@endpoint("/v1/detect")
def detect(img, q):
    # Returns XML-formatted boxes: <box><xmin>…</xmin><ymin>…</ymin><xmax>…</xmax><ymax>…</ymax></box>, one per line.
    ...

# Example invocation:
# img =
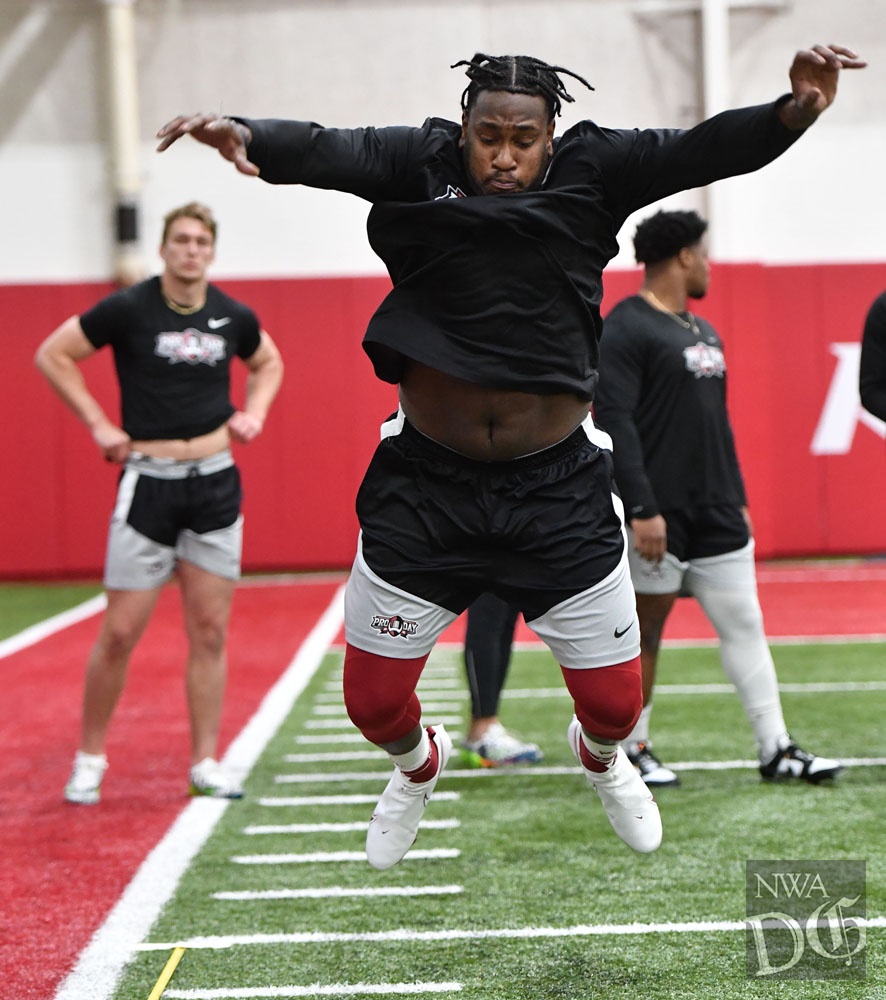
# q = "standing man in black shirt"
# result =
<box><xmin>595</xmin><ymin>209</ymin><xmax>842</xmax><ymax>788</ymax></box>
<box><xmin>36</xmin><ymin>202</ymin><xmax>284</xmax><ymax>804</ymax></box>
<box><xmin>157</xmin><ymin>44</ymin><xmax>862</xmax><ymax>869</ymax></box>
<box><xmin>859</xmin><ymin>290</ymin><xmax>886</xmax><ymax>422</ymax></box>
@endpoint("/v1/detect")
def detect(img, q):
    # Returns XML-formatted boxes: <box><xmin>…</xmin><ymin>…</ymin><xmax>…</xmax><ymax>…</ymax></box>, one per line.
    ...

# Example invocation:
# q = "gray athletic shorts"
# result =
<box><xmin>627</xmin><ymin>534</ymin><xmax>757</xmax><ymax>596</ymax></box>
<box><xmin>104</xmin><ymin>450</ymin><xmax>243</xmax><ymax>590</ymax></box>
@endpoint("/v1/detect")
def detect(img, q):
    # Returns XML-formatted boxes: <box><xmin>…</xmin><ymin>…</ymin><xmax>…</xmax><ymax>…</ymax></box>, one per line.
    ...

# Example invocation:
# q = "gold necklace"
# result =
<box><xmin>639</xmin><ymin>289</ymin><xmax>700</xmax><ymax>335</ymax></box>
<box><xmin>161</xmin><ymin>289</ymin><xmax>205</xmax><ymax>315</ymax></box>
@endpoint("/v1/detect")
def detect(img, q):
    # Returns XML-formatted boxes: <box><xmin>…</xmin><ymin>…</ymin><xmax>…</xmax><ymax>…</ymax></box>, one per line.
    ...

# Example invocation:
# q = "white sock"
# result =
<box><xmin>580</xmin><ymin>730</ymin><xmax>618</xmax><ymax>772</ymax></box>
<box><xmin>388</xmin><ymin>729</ymin><xmax>430</xmax><ymax>773</ymax></box>
<box><xmin>626</xmin><ymin>703</ymin><xmax>652</xmax><ymax>746</ymax></box>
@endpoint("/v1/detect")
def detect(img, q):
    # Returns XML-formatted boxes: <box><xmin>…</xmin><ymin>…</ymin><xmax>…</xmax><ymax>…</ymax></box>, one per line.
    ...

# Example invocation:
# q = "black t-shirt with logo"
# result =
<box><xmin>80</xmin><ymin>276</ymin><xmax>261</xmax><ymax>440</ymax></box>
<box><xmin>240</xmin><ymin>98</ymin><xmax>801</xmax><ymax>400</ymax></box>
<box><xmin>594</xmin><ymin>295</ymin><xmax>747</xmax><ymax>518</ymax></box>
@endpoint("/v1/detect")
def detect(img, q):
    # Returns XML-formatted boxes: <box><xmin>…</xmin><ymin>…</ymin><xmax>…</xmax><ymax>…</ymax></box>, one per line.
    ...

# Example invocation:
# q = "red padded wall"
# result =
<box><xmin>2</xmin><ymin>264</ymin><xmax>885</xmax><ymax>578</ymax></box>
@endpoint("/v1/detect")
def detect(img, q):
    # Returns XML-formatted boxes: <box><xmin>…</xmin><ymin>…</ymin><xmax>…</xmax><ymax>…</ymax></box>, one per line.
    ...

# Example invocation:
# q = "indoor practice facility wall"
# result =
<box><xmin>3</xmin><ymin>262</ymin><xmax>885</xmax><ymax>578</ymax></box>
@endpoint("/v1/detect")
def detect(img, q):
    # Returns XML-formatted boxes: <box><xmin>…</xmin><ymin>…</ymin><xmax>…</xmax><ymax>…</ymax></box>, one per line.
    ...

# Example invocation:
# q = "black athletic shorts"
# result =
<box><xmin>356</xmin><ymin>413</ymin><xmax>625</xmax><ymax>621</ymax></box>
<box><xmin>661</xmin><ymin>503</ymin><xmax>750</xmax><ymax>562</ymax></box>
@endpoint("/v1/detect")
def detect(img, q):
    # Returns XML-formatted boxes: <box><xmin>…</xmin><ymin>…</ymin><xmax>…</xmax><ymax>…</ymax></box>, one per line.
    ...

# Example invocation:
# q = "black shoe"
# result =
<box><xmin>759</xmin><ymin>735</ymin><xmax>843</xmax><ymax>784</ymax></box>
<box><xmin>625</xmin><ymin>740</ymin><xmax>680</xmax><ymax>787</ymax></box>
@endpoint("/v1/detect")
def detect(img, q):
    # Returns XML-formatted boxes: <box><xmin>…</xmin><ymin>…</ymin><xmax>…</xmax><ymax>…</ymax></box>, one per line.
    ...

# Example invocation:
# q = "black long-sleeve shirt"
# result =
<box><xmin>859</xmin><ymin>290</ymin><xmax>886</xmax><ymax>421</ymax></box>
<box><xmin>594</xmin><ymin>295</ymin><xmax>746</xmax><ymax>518</ymax></box>
<box><xmin>240</xmin><ymin>99</ymin><xmax>802</xmax><ymax>398</ymax></box>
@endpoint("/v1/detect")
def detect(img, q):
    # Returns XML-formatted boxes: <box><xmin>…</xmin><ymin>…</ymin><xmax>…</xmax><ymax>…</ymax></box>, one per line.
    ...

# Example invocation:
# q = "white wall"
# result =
<box><xmin>0</xmin><ymin>0</ymin><xmax>882</xmax><ymax>282</ymax></box>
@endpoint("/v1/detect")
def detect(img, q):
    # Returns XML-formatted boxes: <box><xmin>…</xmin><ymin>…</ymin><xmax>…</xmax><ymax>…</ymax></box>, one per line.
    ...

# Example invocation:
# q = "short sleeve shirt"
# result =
<box><xmin>80</xmin><ymin>276</ymin><xmax>261</xmax><ymax>440</ymax></box>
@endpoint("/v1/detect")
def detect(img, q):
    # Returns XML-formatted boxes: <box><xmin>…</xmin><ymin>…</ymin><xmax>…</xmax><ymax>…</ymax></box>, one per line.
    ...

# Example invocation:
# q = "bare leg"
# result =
<box><xmin>177</xmin><ymin>560</ymin><xmax>236</xmax><ymax>765</ymax></box>
<box><xmin>80</xmin><ymin>587</ymin><xmax>163</xmax><ymax>754</ymax></box>
<box><xmin>635</xmin><ymin>591</ymin><xmax>679</xmax><ymax>706</ymax></box>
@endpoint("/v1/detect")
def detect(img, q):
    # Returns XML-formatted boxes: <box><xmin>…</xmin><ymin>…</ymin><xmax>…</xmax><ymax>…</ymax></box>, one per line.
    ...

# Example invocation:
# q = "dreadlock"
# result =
<box><xmin>451</xmin><ymin>53</ymin><xmax>594</xmax><ymax>119</ymax></box>
<box><xmin>633</xmin><ymin>210</ymin><xmax>708</xmax><ymax>267</ymax></box>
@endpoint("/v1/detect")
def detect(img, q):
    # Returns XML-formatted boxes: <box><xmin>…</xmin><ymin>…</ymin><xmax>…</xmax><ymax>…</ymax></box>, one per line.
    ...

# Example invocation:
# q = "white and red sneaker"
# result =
<box><xmin>366</xmin><ymin>725</ymin><xmax>452</xmax><ymax>870</ymax></box>
<box><xmin>567</xmin><ymin>716</ymin><xmax>662</xmax><ymax>853</ymax></box>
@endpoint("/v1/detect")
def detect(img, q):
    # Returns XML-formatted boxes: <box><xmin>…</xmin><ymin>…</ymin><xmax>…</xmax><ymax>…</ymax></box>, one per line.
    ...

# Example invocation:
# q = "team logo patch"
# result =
<box><xmin>370</xmin><ymin>613</ymin><xmax>419</xmax><ymax>638</ymax></box>
<box><xmin>155</xmin><ymin>330</ymin><xmax>227</xmax><ymax>366</ymax></box>
<box><xmin>683</xmin><ymin>342</ymin><xmax>726</xmax><ymax>378</ymax></box>
<box><xmin>435</xmin><ymin>184</ymin><xmax>466</xmax><ymax>200</ymax></box>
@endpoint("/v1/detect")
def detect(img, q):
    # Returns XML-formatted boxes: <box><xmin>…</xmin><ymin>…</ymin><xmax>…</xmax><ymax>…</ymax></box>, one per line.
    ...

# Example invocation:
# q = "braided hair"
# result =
<box><xmin>451</xmin><ymin>53</ymin><xmax>594</xmax><ymax>119</ymax></box>
<box><xmin>634</xmin><ymin>210</ymin><xmax>708</xmax><ymax>266</ymax></box>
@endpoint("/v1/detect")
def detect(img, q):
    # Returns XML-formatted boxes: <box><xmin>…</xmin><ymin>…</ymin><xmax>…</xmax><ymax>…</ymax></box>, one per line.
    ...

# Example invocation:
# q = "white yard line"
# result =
<box><xmin>212</xmin><ymin>886</ymin><xmax>464</xmax><ymax>901</ymax></box>
<box><xmin>257</xmin><ymin>793</ymin><xmax>461</xmax><ymax>807</ymax></box>
<box><xmin>311</xmin><ymin>703</ymin><xmax>462</xmax><ymax>716</ymax></box>
<box><xmin>165</xmin><ymin>983</ymin><xmax>462</xmax><ymax>998</ymax></box>
<box><xmin>294</xmin><ymin>733</ymin><xmax>466</xmax><ymax>745</ymax></box>
<box><xmin>273</xmin><ymin>758</ymin><xmax>886</xmax><ymax>784</ymax></box>
<box><xmin>500</xmin><ymin>681</ymin><xmax>886</xmax><ymax>698</ymax></box>
<box><xmin>231</xmin><ymin>848</ymin><xmax>461</xmax><ymax>865</ymax></box>
<box><xmin>141</xmin><ymin>916</ymin><xmax>886</xmax><ymax>951</ymax></box>
<box><xmin>0</xmin><ymin>593</ymin><xmax>106</xmax><ymax>659</ymax></box>
<box><xmin>328</xmin><ymin>666</ymin><xmax>458</xmax><ymax>680</ymax></box>
<box><xmin>53</xmin><ymin>585</ymin><xmax>346</xmax><ymax>1000</ymax></box>
<box><xmin>295</xmin><ymin>734</ymin><xmax>381</xmax><ymax>745</ymax></box>
<box><xmin>323</xmin><ymin>678</ymin><xmax>465</xmax><ymax>691</ymax></box>
<box><xmin>284</xmin><ymin>751</ymin><xmax>386</xmax><ymax>763</ymax></box>
<box><xmin>243</xmin><ymin>819</ymin><xmax>460</xmax><ymax>834</ymax></box>
<box><xmin>304</xmin><ymin>716</ymin><xmax>462</xmax><ymax>731</ymax></box>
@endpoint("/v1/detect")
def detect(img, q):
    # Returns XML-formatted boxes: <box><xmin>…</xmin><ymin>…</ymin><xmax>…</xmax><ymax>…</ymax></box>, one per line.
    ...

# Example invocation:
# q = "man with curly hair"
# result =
<box><xmin>158</xmin><ymin>45</ymin><xmax>862</xmax><ymax>868</ymax></box>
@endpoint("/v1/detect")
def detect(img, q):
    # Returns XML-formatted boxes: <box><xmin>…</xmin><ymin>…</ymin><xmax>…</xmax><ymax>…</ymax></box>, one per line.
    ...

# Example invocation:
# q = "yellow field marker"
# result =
<box><xmin>147</xmin><ymin>946</ymin><xmax>186</xmax><ymax>1000</ymax></box>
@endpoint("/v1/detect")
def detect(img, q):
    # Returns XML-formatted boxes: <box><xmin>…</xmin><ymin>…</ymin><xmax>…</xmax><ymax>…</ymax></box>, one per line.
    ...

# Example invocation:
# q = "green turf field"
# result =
<box><xmin>110</xmin><ymin>641</ymin><xmax>885</xmax><ymax>1000</ymax></box>
<box><xmin>0</xmin><ymin>581</ymin><xmax>102</xmax><ymax>640</ymax></box>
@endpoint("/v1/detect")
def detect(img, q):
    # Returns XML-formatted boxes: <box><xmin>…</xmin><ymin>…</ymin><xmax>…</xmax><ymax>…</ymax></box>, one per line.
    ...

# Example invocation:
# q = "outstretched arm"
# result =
<box><xmin>156</xmin><ymin>114</ymin><xmax>259</xmax><ymax>176</ymax></box>
<box><xmin>777</xmin><ymin>44</ymin><xmax>866</xmax><ymax>130</ymax></box>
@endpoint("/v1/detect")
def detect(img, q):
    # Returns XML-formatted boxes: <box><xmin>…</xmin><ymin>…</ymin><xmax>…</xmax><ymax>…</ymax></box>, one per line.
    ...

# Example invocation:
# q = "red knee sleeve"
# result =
<box><xmin>560</xmin><ymin>657</ymin><xmax>642</xmax><ymax>741</ymax></box>
<box><xmin>343</xmin><ymin>643</ymin><xmax>429</xmax><ymax>745</ymax></box>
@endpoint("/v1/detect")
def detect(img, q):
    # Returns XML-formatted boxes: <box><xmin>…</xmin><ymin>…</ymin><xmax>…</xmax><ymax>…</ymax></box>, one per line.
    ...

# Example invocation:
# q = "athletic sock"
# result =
<box><xmin>389</xmin><ymin>728</ymin><xmax>438</xmax><ymax>783</ymax></box>
<box><xmin>758</xmin><ymin>730</ymin><xmax>790</xmax><ymax>764</ymax></box>
<box><xmin>577</xmin><ymin>729</ymin><xmax>618</xmax><ymax>774</ymax></box>
<box><xmin>625</xmin><ymin>703</ymin><xmax>652</xmax><ymax>746</ymax></box>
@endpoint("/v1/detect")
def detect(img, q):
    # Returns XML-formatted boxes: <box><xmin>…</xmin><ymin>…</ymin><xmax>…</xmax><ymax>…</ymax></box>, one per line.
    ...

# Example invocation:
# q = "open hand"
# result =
<box><xmin>156</xmin><ymin>114</ymin><xmax>259</xmax><ymax>176</ymax></box>
<box><xmin>779</xmin><ymin>44</ymin><xmax>866</xmax><ymax>130</ymax></box>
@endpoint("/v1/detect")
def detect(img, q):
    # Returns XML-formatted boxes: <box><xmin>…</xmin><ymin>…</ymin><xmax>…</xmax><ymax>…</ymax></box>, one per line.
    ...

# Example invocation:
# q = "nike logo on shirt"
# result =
<box><xmin>207</xmin><ymin>317</ymin><xmax>231</xmax><ymax>329</ymax></box>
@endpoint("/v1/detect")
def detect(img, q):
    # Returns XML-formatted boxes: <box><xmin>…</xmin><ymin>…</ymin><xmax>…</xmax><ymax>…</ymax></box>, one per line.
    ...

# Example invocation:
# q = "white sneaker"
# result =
<box><xmin>462</xmin><ymin>722</ymin><xmax>544</xmax><ymax>767</ymax></box>
<box><xmin>625</xmin><ymin>740</ymin><xmax>680</xmax><ymax>787</ymax></box>
<box><xmin>759</xmin><ymin>734</ymin><xmax>843</xmax><ymax>784</ymax></box>
<box><xmin>189</xmin><ymin>757</ymin><xmax>244</xmax><ymax>799</ymax></box>
<box><xmin>567</xmin><ymin>717</ymin><xmax>662</xmax><ymax>853</ymax></box>
<box><xmin>366</xmin><ymin>725</ymin><xmax>452</xmax><ymax>871</ymax></box>
<box><xmin>64</xmin><ymin>750</ymin><xmax>108</xmax><ymax>805</ymax></box>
